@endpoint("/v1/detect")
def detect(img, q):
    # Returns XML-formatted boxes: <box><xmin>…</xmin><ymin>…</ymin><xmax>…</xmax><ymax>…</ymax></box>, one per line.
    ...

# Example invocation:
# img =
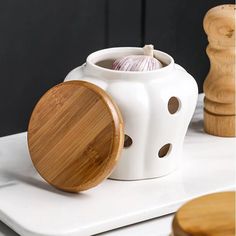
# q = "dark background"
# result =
<box><xmin>0</xmin><ymin>0</ymin><xmax>234</xmax><ymax>137</ymax></box>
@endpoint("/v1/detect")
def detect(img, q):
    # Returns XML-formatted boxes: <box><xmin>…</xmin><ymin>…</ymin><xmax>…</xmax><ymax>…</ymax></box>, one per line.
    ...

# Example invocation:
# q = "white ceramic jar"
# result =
<box><xmin>65</xmin><ymin>47</ymin><xmax>198</xmax><ymax>180</ymax></box>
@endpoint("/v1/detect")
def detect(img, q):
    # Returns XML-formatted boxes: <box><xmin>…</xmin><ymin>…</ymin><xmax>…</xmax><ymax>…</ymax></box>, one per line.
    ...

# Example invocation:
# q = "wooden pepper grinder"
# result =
<box><xmin>203</xmin><ymin>4</ymin><xmax>235</xmax><ymax>137</ymax></box>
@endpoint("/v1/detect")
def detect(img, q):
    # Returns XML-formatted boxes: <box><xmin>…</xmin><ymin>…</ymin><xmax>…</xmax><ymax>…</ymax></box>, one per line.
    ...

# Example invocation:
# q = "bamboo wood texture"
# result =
<box><xmin>172</xmin><ymin>192</ymin><xmax>235</xmax><ymax>236</ymax></box>
<box><xmin>28</xmin><ymin>81</ymin><xmax>124</xmax><ymax>192</ymax></box>
<box><xmin>203</xmin><ymin>4</ymin><xmax>236</xmax><ymax>137</ymax></box>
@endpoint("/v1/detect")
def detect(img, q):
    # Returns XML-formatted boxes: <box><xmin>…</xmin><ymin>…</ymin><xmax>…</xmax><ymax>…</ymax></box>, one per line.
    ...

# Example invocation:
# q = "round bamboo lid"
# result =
<box><xmin>172</xmin><ymin>192</ymin><xmax>235</xmax><ymax>236</ymax></box>
<box><xmin>28</xmin><ymin>81</ymin><xmax>124</xmax><ymax>192</ymax></box>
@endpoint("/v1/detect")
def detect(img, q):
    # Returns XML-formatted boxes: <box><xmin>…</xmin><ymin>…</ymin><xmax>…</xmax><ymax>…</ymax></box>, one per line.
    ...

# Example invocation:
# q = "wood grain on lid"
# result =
<box><xmin>28</xmin><ymin>81</ymin><xmax>124</xmax><ymax>192</ymax></box>
<box><xmin>172</xmin><ymin>191</ymin><xmax>235</xmax><ymax>236</ymax></box>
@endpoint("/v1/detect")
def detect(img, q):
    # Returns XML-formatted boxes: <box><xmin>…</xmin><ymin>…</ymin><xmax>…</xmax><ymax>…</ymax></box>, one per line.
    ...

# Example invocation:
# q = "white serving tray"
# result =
<box><xmin>0</xmin><ymin>95</ymin><xmax>235</xmax><ymax>236</ymax></box>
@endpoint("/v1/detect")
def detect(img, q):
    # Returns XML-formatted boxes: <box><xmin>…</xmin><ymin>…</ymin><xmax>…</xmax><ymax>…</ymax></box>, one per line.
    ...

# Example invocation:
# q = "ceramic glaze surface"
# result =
<box><xmin>0</xmin><ymin>96</ymin><xmax>235</xmax><ymax>236</ymax></box>
<box><xmin>65</xmin><ymin>47</ymin><xmax>198</xmax><ymax>180</ymax></box>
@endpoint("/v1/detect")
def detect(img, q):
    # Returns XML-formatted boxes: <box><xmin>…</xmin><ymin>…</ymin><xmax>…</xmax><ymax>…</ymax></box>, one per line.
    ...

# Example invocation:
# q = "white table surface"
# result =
<box><xmin>0</xmin><ymin>94</ymin><xmax>235</xmax><ymax>236</ymax></box>
<box><xmin>0</xmin><ymin>215</ymin><xmax>173</xmax><ymax>236</ymax></box>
